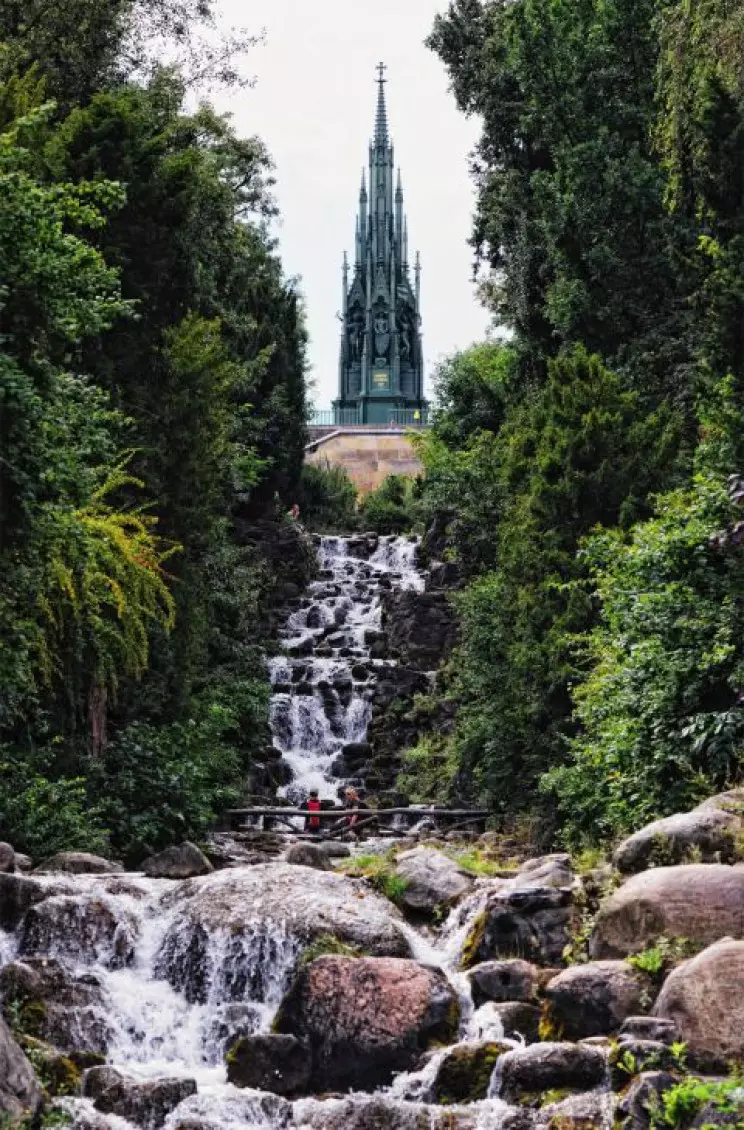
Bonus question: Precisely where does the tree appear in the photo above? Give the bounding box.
[435,348,679,815]
[428,0,692,402]
[0,101,173,747]
[0,0,259,107]
[655,0,744,385]
[46,74,308,717]
[544,474,744,844]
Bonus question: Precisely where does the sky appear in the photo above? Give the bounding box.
[213,0,490,409]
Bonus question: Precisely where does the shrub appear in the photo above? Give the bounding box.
[0,752,108,859]
[88,712,244,865]
[297,461,358,531]
[360,474,420,535]
[544,474,744,845]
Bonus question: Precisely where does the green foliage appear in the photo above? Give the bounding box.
[339,852,409,904]
[0,753,108,858]
[87,715,244,865]
[429,0,687,397]
[655,0,744,385]
[446,849,502,878]
[652,1074,744,1129]
[359,474,420,535]
[297,461,358,532]
[398,735,459,805]
[430,344,514,450]
[414,344,516,574]
[627,937,699,985]
[299,935,363,965]
[544,474,744,844]
[435,347,679,814]
[0,15,308,861]
[0,0,259,106]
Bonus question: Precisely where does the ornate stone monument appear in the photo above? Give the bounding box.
[334,64,428,426]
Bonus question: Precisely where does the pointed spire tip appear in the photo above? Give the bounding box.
[374,61,389,148]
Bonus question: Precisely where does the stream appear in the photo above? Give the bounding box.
[0,536,611,1130]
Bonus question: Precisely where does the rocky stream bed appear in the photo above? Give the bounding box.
[2,537,744,1130]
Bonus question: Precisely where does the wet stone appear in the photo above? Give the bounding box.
[226,1033,311,1097]
[0,843,16,874]
[0,874,44,931]
[93,1074,197,1130]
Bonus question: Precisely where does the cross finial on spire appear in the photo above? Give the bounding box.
[374,62,389,147]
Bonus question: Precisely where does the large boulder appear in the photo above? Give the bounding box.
[461,886,576,968]
[0,1016,42,1126]
[653,938,744,1069]
[467,959,539,1007]
[510,855,575,891]
[619,1016,679,1044]
[0,874,44,931]
[495,1043,607,1105]
[226,1033,311,1097]
[142,842,213,880]
[695,788,744,815]
[380,590,459,671]
[613,810,740,874]
[0,957,111,1053]
[155,864,411,1006]
[20,894,136,969]
[590,865,744,958]
[274,955,460,1091]
[544,961,653,1039]
[488,1001,541,1043]
[150,1091,292,1130]
[392,848,473,916]
[34,852,120,875]
[290,1095,534,1130]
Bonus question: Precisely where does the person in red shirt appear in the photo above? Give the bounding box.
[303,789,322,836]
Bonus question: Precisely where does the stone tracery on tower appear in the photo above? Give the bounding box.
[334,65,427,425]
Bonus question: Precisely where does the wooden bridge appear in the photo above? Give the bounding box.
[227,806,489,842]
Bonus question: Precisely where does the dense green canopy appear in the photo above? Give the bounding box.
[0,3,308,861]
[404,0,744,844]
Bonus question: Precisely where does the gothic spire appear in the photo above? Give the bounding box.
[374,61,389,147]
[335,64,426,423]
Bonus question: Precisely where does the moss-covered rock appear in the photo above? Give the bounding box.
[299,935,363,965]
[432,1041,509,1104]
[460,911,488,971]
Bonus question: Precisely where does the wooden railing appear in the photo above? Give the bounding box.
[227,806,489,842]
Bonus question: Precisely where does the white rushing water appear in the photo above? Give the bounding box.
[269,534,424,801]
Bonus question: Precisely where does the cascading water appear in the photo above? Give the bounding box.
[0,535,613,1130]
[269,534,424,801]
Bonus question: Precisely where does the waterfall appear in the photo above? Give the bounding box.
[0,534,605,1130]
[269,534,424,802]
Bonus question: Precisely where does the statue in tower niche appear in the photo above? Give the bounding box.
[374,306,390,361]
[334,64,427,426]
[348,307,365,362]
